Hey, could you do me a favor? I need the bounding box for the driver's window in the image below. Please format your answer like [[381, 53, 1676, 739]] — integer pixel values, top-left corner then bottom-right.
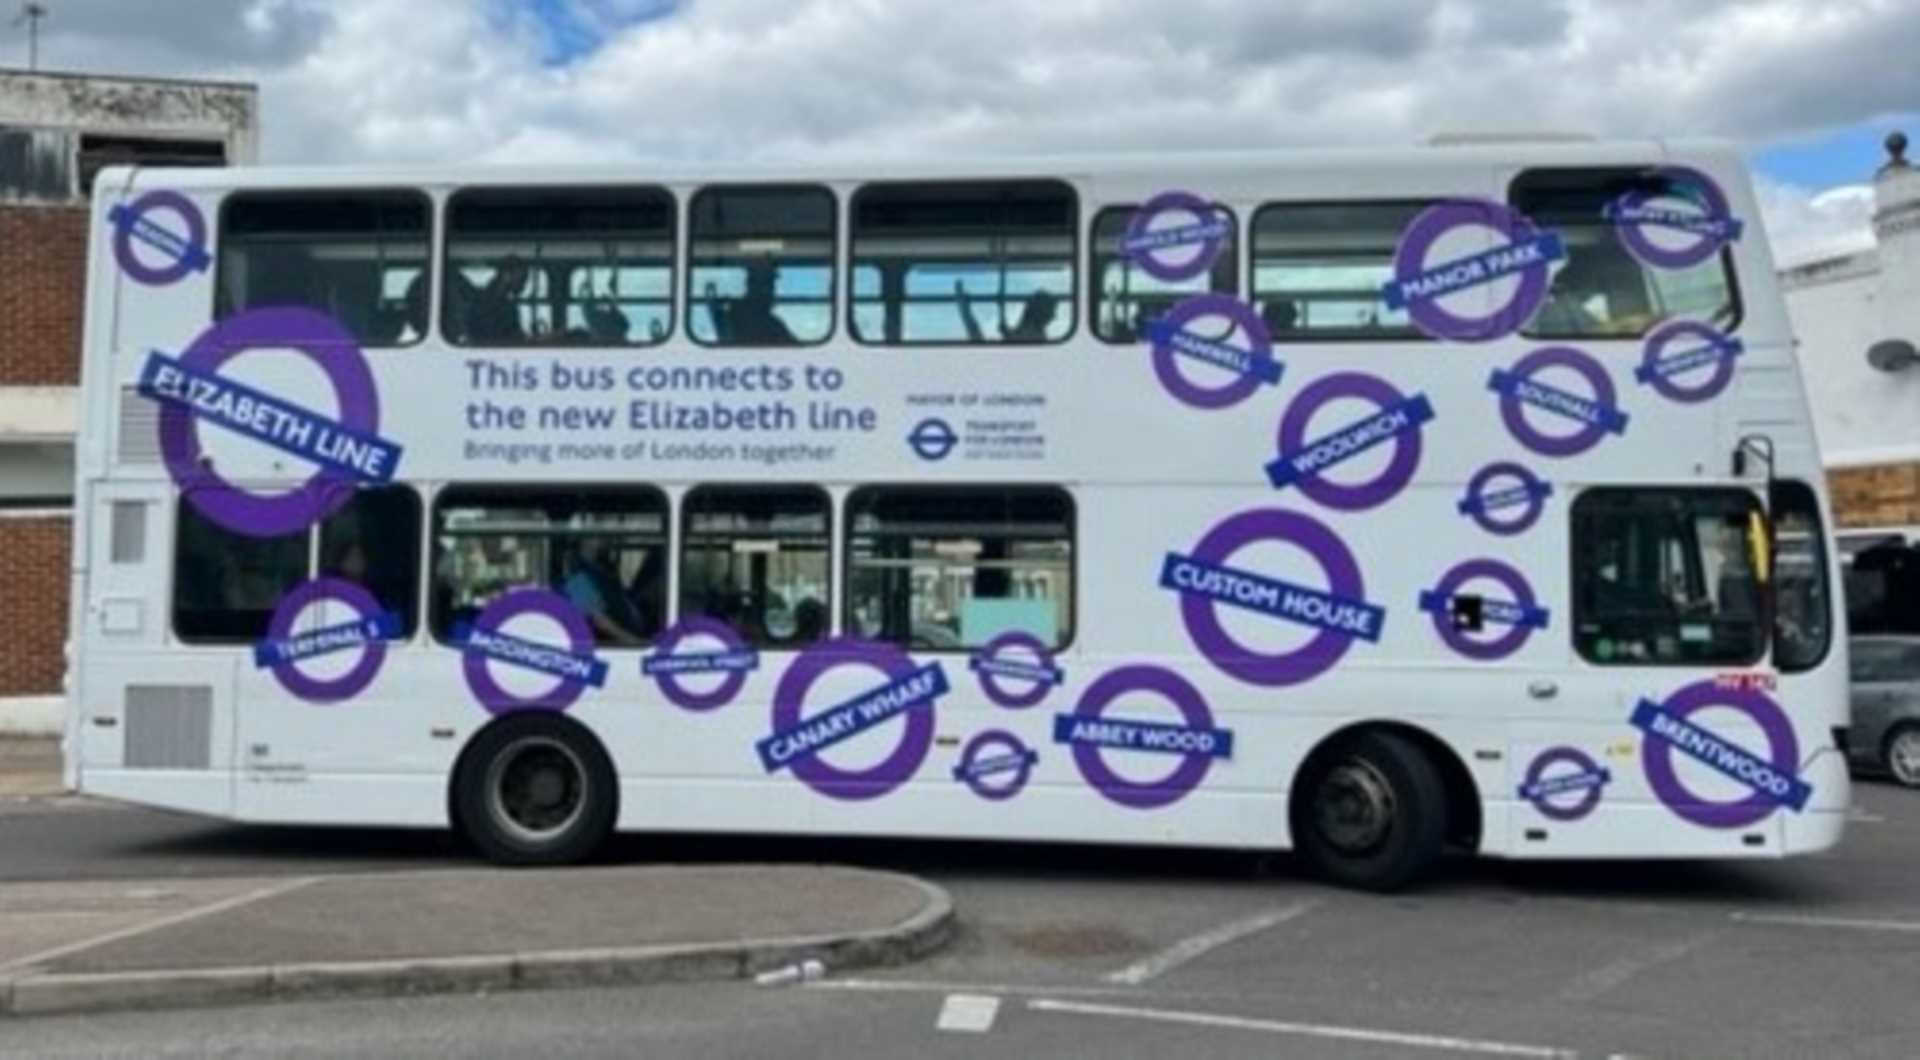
[[679, 486, 831, 649]]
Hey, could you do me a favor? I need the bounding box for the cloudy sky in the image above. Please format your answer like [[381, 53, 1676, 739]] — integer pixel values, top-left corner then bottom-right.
[[13, 0, 1917, 264]]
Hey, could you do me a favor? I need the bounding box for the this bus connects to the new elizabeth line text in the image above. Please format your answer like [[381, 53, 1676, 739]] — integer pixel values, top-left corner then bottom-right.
[[64, 138, 1848, 890]]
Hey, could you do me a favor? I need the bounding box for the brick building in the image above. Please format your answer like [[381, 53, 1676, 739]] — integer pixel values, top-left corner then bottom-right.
[[0, 69, 256, 710]]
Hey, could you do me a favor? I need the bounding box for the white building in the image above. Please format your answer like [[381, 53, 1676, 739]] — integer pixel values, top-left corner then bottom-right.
[[1780, 132, 1920, 531]]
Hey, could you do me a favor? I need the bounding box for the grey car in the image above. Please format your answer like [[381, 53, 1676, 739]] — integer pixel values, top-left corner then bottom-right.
[[1848, 636, 1920, 788]]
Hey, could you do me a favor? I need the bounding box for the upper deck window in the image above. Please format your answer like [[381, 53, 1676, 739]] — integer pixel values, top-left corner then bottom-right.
[[444, 186, 674, 348], [852, 180, 1077, 346], [1250, 202, 1430, 340], [1512, 168, 1742, 340], [689, 185, 835, 347], [216, 191, 431, 348], [1091, 203, 1238, 344]]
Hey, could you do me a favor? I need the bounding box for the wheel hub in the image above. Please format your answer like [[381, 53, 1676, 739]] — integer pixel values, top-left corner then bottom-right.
[[1315, 758, 1397, 855], [486, 737, 587, 843]]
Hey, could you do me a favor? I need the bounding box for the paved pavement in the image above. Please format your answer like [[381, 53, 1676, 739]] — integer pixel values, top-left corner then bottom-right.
[[1, 736, 1918, 1056]]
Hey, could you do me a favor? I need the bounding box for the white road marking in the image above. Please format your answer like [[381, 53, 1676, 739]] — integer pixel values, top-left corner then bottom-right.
[[1848, 809, 1885, 823], [813, 976, 1150, 1000], [1027, 998, 1576, 1058], [0, 875, 322, 974], [935, 993, 1001, 1033], [1102, 902, 1318, 986], [1556, 936, 1707, 1002], [1730, 912, 1920, 933]]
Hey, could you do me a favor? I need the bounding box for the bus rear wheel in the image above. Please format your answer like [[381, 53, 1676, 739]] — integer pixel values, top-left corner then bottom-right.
[[1293, 730, 1447, 892], [455, 715, 617, 866], [1885, 724, 1920, 789]]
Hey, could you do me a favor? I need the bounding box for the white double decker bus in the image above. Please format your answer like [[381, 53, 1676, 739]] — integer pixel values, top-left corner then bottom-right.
[[65, 139, 1847, 889]]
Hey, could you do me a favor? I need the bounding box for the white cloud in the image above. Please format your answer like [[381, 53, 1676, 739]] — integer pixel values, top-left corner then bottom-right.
[[1756, 179, 1878, 267], [18, 0, 1917, 260]]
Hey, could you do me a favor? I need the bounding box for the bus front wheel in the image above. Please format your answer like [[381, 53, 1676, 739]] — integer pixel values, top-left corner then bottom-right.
[[454, 714, 617, 866], [1293, 730, 1447, 892]]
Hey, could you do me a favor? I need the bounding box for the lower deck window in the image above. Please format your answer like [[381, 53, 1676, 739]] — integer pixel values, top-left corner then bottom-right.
[[680, 485, 831, 648], [846, 486, 1074, 651], [1571, 488, 1766, 665], [433, 487, 667, 647]]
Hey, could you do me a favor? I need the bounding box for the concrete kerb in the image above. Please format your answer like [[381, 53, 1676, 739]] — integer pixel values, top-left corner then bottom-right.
[[0, 872, 955, 1019]]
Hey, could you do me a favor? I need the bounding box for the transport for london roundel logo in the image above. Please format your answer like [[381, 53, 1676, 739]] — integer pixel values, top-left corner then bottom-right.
[[1487, 346, 1629, 459], [1160, 508, 1385, 687], [1123, 191, 1232, 283], [140, 307, 404, 538], [1265, 371, 1434, 512], [453, 589, 609, 715], [1517, 746, 1611, 822], [759, 638, 949, 801], [1381, 199, 1565, 343], [1604, 166, 1744, 271], [1145, 294, 1283, 411], [643, 616, 760, 713], [1054, 665, 1232, 810], [108, 189, 212, 287], [1630, 680, 1811, 830], [253, 578, 402, 703]]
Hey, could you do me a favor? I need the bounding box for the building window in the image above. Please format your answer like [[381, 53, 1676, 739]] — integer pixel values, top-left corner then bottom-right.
[[444, 186, 674, 348], [1250, 201, 1431, 340], [1571, 488, 1766, 665], [680, 486, 831, 648], [1091, 203, 1238, 344], [216, 191, 431, 348], [846, 486, 1074, 651], [688, 185, 835, 347], [432, 486, 668, 648], [172, 486, 419, 643], [852, 180, 1077, 345], [1512, 168, 1742, 339]]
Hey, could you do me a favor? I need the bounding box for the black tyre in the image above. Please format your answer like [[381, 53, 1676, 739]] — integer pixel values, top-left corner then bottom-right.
[[1884, 724, 1920, 789], [1293, 730, 1448, 892], [454, 714, 617, 866]]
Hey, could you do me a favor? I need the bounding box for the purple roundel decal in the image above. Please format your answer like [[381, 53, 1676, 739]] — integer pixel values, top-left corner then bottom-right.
[[1487, 346, 1630, 458], [1124, 190, 1231, 283], [952, 729, 1039, 802], [969, 631, 1064, 709], [1053, 665, 1231, 810], [253, 578, 400, 703], [1606, 166, 1744, 271], [454, 588, 608, 715], [1382, 199, 1566, 343], [142, 307, 403, 538], [1629, 681, 1812, 830], [1634, 320, 1746, 405], [1160, 508, 1384, 687], [1266, 371, 1434, 512], [642, 616, 759, 713], [1517, 746, 1611, 822], [1146, 294, 1283, 410], [759, 638, 948, 801], [108, 190, 212, 287], [1417, 559, 1550, 661], [1457, 462, 1553, 537]]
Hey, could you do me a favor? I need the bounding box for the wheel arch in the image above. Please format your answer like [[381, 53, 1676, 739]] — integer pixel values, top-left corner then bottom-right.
[[1290, 719, 1484, 853]]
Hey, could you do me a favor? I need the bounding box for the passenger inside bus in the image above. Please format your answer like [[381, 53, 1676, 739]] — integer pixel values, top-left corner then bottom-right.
[[1260, 298, 1299, 336], [465, 256, 532, 344], [562, 540, 652, 646], [707, 261, 797, 345], [956, 282, 1059, 343]]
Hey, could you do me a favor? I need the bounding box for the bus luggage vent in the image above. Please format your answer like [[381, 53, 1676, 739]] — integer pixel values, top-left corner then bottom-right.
[[117, 386, 160, 465], [123, 685, 212, 770]]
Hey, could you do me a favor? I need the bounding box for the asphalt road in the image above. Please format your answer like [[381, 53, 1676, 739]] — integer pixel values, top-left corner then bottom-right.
[[1, 781, 1917, 1058]]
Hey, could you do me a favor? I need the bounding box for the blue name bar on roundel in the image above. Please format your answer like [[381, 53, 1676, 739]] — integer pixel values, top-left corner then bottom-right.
[[1381, 232, 1566, 310], [642, 650, 759, 676], [1052, 714, 1234, 759], [454, 624, 609, 688], [139, 351, 403, 484], [1629, 700, 1811, 810], [1487, 369, 1629, 435], [1161, 553, 1385, 643], [1416, 591, 1550, 630], [252, 611, 402, 668], [1635, 336, 1746, 383], [756, 663, 950, 773], [1143, 319, 1284, 385], [1265, 394, 1434, 489]]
